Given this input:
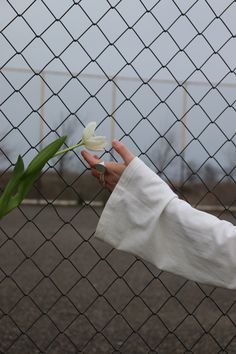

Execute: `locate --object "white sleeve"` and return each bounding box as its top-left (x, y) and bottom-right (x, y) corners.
top-left (95, 157), bottom-right (236, 289)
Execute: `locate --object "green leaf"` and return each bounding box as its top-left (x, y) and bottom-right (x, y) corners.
top-left (26, 136), bottom-right (66, 175)
top-left (0, 136), bottom-right (67, 219)
top-left (17, 136), bottom-right (66, 202)
top-left (13, 136), bottom-right (67, 207)
top-left (0, 156), bottom-right (24, 219)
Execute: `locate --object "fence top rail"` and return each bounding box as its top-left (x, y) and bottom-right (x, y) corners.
top-left (2, 66), bottom-right (236, 88)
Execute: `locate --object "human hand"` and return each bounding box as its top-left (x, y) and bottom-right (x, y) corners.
top-left (81, 140), bottom-right (135, 191)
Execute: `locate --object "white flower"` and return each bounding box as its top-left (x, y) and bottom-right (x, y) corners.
top-left (54, 121), bottom-right (107, 156)
top-left (81, 122), bottom-right (107, 151)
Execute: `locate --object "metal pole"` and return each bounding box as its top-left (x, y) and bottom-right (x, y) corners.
top-left (181, 83), bottom-right (188, 183)
top-left (110, 78), bottom-right (117, 160)
top-left (3, 66), bottom-right (236, 89)
top-left (38, 72), bottom-right (46, 195)
top-left (39, 72), bottom-right (45, 149)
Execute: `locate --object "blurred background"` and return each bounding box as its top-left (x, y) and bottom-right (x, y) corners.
top-left (1, 1), bottom-right (236, 353)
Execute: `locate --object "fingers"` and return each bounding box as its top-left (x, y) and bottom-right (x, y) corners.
top-left (81, 150), bottom-right (100, 168)
top-left (81, 140), bottom-right (135, 167)
top-left (91, 165), bottom-right (122, 184)
top-left (112, 140), bottom-right (135, 166)
top-left (81, 140), bottom-right (135, 192)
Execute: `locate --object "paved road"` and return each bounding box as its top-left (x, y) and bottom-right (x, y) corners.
top-left (1, 205), bottom-right (236, 353)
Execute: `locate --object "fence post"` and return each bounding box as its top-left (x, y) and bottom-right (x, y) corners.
top-left (37, 71), bottom-right (46, 195)
top-left (180, 83), bottom-right (188, 183)
top-left (110, 78), bottom-right (117, 159)
top-left (39, 71), bottom-right (46, 149)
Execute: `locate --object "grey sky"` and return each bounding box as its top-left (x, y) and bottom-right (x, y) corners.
top-left (1, 0), bottom-right (236, 178)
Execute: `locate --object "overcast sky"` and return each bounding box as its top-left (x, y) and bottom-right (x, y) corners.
top-left (1, 0), bottom-right (236, 179)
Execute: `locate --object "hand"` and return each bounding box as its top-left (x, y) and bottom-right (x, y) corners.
top-left (81, 140), bottom-right (135, 191)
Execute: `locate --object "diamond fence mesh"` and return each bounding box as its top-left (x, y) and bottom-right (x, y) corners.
top-left (1, 0), bottom-right (236, 353)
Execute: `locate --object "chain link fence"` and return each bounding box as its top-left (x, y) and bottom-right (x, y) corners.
top-left (1, 0), bottom-right (236, 353)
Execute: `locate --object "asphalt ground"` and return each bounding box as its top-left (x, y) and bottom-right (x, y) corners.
top-left (1, 205), bottom-right (236, 353)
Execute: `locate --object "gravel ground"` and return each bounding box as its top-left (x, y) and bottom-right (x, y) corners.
top-left (0, 205), bottom-right (236, 353)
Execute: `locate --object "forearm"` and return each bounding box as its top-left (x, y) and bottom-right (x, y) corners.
top-left (95, 157), bottom-right (236, 289)
top-left (95, 157), bottom-right (177, 252)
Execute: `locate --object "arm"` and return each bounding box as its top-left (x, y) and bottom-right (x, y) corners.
top-left (82, 142), bottom-right (236, 289)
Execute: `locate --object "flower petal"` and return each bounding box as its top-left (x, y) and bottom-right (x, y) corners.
top-left (85, 136), bottom-right (107, 151)
top-left (82, 122), bottom-right (96, 140)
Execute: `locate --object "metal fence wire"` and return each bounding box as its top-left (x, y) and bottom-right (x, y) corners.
top-left (1, 0), bottom-right (236, 353)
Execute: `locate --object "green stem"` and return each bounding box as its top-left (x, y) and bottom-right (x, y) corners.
top-left (54, 140), bottom-right (84, 157)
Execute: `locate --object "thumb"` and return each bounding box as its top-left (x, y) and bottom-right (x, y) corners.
top-left (112, 140), bottom-right (135, 166)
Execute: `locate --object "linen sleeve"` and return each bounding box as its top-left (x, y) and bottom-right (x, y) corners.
top-left (95, 157), bottom-right (236, 289)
